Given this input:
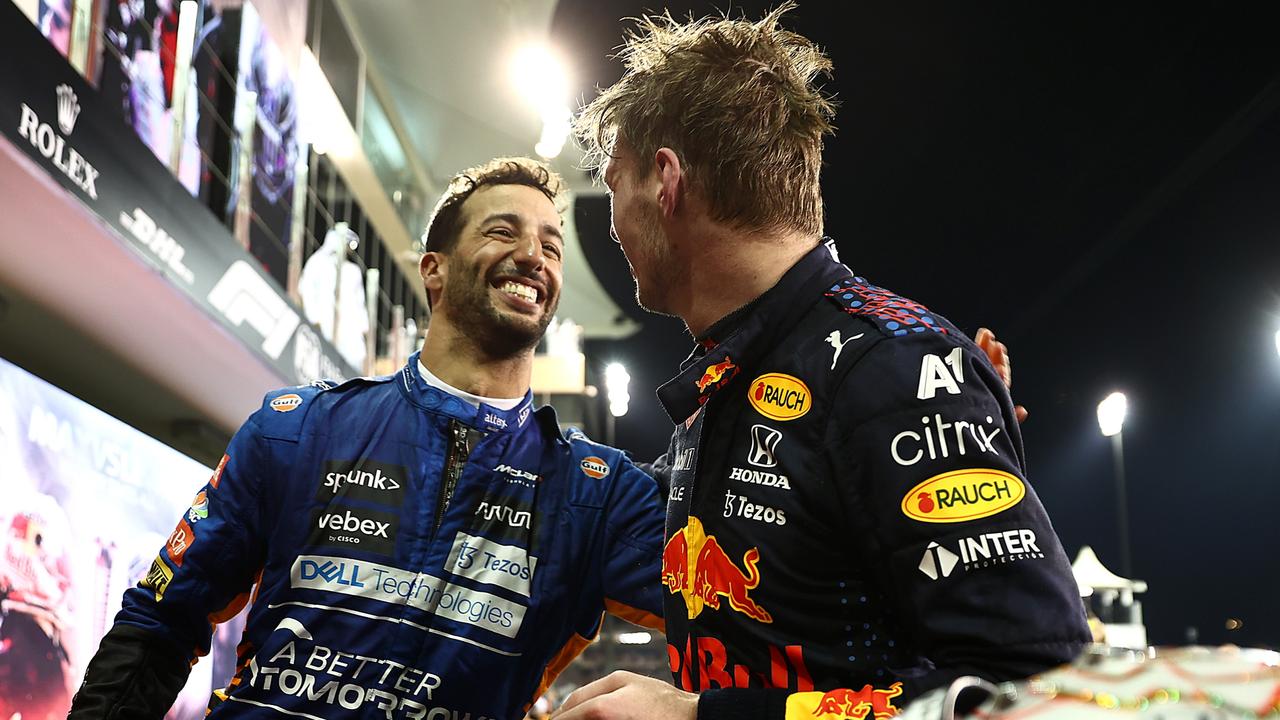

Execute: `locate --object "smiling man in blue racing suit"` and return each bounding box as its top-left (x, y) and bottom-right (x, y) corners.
top-left (67, 158), bottom-right (666, 720)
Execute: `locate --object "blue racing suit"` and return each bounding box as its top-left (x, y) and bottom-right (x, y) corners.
top-left (68, 353), bottom-right (665, 720)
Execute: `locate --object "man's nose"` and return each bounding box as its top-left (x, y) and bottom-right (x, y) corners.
top-left (514, 233), bottom-right (546, 269)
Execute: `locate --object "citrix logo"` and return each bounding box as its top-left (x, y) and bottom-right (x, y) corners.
top-left (317, 510), bottom-right (390, 538)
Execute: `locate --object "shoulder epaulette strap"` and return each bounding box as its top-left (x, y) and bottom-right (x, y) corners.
top-left (823, 276), bottom-right (950, 338)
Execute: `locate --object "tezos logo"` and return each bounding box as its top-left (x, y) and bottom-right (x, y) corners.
top-left (270, 393), bottom-right (303, 412)
top-left (581, 456), bottom-right (609, 479)
top-left (901, 469), bottom-right (1024, 523)
top-left (747, 374), bottom-right (810, 421)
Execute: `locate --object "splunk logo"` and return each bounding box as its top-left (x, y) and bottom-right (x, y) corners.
top-left (318, 460), bottom-right (407, 505)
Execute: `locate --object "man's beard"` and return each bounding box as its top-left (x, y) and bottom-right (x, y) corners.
top-left (627, 210), bottom-right (680, 317)
top-left (442, 257), bottom-right (557, 358)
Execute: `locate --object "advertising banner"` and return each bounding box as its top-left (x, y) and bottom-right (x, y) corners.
top-left (0, 355), bottom-right (246, 719)
top-left (0, 0), bottom-right (355, 385)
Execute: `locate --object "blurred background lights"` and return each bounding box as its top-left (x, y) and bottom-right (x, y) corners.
top-left (1097, 391), bottom-right (1128, 437)
top-left (510, 44), bottom-right (572, 159)
top-left (605, 362), bottom-right (630, 418)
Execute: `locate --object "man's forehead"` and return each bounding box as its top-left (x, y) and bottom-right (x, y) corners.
top-left (462, 184), bottom-right (562, 225)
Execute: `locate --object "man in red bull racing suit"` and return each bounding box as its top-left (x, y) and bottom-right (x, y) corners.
top-left (67, 158), bottom-right (666, 719)
top-left (557, 6), bottom-right (1090, 719)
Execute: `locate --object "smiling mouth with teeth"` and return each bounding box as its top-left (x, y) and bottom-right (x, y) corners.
top-left (499, 280), bottom-right (538, 303)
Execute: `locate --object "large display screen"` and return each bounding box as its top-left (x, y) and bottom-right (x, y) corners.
top-left (0, 356), bottom-right (246, 719)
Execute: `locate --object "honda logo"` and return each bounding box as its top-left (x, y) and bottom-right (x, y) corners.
top-left (747, 424), bottom-right (782, 468)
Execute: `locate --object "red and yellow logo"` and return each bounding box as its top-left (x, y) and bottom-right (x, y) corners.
top-left (580, 456), bottom-right (610, 479)
top-left (209, 453), bottom-right (230, 489)
top-left (696, 357), bottom-right (737, 393)
top-left (786, 683), bottom-right (904, 720)
top-left (165, 519), bottom-right (195, 566)
top-left (748, 373), bottom-right (810, 421)
top-left (901, 468), bottom-right (1024, 523)
top-left (270, 394), bottom-right (303, 412)
top-left (661, 516), bottom-right (772, 623)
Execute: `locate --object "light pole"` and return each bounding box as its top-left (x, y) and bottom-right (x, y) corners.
top-left (1096, 392), bottom-right (1131, 577)
top-left (604, 363), bottom-right (630, 447)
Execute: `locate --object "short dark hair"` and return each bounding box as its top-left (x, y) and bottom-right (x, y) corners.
top-left (422, 157), bottom-right (565, 255)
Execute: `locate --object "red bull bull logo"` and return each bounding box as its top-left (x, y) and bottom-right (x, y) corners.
top-left (696, 357), bottom-right (737, 393)
top-left (661, 516), bottom-right (772, 623)
top-left (785, 682), bottom-right (903, 720)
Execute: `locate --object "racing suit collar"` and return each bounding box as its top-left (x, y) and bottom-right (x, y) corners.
top-left (399, 351), bottom-right (536, 433)
top-left (655, 240), bottom-right (852, 425)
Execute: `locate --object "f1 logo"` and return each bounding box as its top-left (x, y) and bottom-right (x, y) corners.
top-left (747, 424), bottom-right (782, 468)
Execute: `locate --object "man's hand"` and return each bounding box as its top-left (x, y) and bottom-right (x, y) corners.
top-left (975, 327), bottom-right (1028, 423)
top-left (552, 671), bottom-right (697, 720)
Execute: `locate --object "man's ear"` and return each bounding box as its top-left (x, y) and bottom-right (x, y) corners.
top-left (420, 251), bottom-right (445, 307)
top-left (655, 147), bottom-right (683, 219)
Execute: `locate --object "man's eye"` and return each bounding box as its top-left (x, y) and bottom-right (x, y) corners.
top-left (543, 243), bottom-right (562, 259)
top-left (489, 227), bottom-right (514, 238)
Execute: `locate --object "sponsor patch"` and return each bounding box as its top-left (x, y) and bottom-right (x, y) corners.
top-left (746, 424), bottom-right (782, 468)
top-left (468, 492), bottom-right (536, 544)
top-left (917, 347), bottom-right (965, 400)
top-left (901, 468), bottom-right (1025, 523)
top-left (890, 413), bottom-right (1002, 467)
top-left (165, 519), bottom-right (195, 566)
top-left (661, 516), bottom-right (772, 623)
top-left (290, 555), bottom-right (527, 638)
top-left (270, 393), bottom-right (303, 412)
top-left (580, 456), bottom-right (610, 479)
top-left (722, 490), bottom-right (786, 525)
top-left (824, 330), bottom-right (864, 370)
top-left (747, 374), bottom-right (811, 422)
top-left (187, 490), bottom-right (209, 522)
top-left (316, 460), bottom-right (408, 505)
top-left (918, 528), bottom-right (1045, 580)
top-left (308, 507), bottom-right (399, 555)
top-left (728, 466), bottom-right (791, 491)
top-left (785, 683), bottom-right (903, 720)
top-left (243, 619), bottom-right (447, 710)
top-left (140, 555), bottom-right (173, 601)
top-left (445, 532), bottom-right (538, 597)
top-left (696, 358), bottom-right (737, 394)
top-left (209, 454), bottom-right (229, 489)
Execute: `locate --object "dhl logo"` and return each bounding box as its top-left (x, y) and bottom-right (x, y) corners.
top-left (661, 516), bottom-right (771, 623)
top-left (696, 357), bottom-right (737, 393)
top-left (785, 683), bottom-right (903, 720)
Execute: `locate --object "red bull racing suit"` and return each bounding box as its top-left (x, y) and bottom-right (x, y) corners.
top-left (68, 353), bottom-right (665, 719)
top-left (652, 242), bottom-right (1089, 720)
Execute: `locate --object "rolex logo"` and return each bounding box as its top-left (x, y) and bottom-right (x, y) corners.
top-left (56, 84), bottom-right (79, 134)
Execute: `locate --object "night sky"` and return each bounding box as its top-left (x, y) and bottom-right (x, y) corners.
top-left (551, 3), bottom-right (1280, 648)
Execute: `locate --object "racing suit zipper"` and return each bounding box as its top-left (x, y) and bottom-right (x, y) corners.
top-left (434, 419), bottom-right (473, 540)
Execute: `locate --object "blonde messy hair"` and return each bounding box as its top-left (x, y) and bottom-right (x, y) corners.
top-left (575, 2), bottom-right (837, 236)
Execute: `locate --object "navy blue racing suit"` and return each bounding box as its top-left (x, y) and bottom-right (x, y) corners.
top-left (68, 353), bottom-right (665, 719)
top-left (651, 242), bottom-right (1090, 720)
